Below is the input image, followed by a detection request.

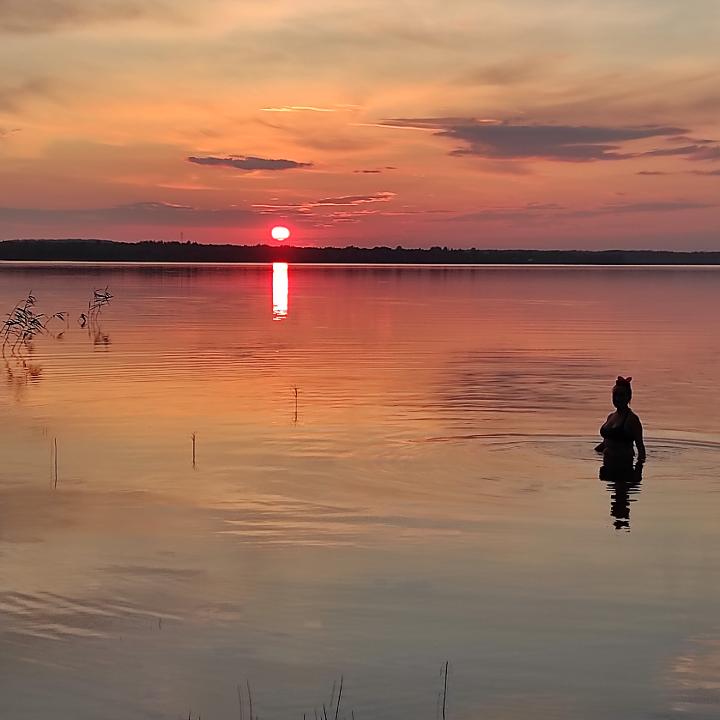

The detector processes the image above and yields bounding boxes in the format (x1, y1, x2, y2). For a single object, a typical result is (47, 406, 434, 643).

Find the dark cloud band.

(187, 155, 313, 171)
(378, 118, 710, 163)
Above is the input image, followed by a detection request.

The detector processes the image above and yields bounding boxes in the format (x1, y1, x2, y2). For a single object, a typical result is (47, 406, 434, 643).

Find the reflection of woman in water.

(605, 471, 642, 530)
(595, 376, 646, 529)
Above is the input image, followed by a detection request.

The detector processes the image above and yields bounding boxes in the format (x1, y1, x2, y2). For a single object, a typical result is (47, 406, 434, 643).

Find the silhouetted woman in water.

(595, 377, 646, 529)
(595, 376, 646, 474)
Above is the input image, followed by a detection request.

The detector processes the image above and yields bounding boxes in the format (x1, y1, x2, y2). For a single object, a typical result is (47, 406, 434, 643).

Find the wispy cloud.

(378, 118, 693, 162)
(260, 106, 336, 113)
(640, 142, 720, 161)
(689, 147, 720, 161)
(638, 169, 720, 177)
(0, 126, 21, 143)
(187, 155, 313, 171)
(255, 116, 381, 153)
(0, 0, 186, 33)
(253, 192, 396, 214)
(313, 192, 395, 206)
(0, 77, 55, 111)
(379, 208, 452, 217)
(451, 200, 716, 223)
(450, 203, 567, 222)
(353, 166, 397, 174)
(456, 55, 563, 87)
(0, 201, 261, 226)
(585, 201, 717, 215)
(639, 144, 701, 158)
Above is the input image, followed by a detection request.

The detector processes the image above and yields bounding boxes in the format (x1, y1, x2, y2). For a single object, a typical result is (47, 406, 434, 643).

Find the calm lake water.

(1, 263, 720, 720)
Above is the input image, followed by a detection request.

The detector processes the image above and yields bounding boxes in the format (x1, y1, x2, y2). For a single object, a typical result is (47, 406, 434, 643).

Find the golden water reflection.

(272, 262, 288, 320)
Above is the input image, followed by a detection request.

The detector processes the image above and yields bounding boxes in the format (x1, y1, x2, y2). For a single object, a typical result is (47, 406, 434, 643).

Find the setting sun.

(271, 226, 291, 242)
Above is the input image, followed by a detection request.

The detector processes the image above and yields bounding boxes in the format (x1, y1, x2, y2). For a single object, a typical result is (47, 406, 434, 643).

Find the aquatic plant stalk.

(442, 661, 448, 720)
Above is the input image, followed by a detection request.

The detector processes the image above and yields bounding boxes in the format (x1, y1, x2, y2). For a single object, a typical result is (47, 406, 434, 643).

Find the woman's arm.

(632, 416, 646, 463)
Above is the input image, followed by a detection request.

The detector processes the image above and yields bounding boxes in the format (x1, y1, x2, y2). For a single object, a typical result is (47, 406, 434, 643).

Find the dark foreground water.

(1, 263, 720, 720)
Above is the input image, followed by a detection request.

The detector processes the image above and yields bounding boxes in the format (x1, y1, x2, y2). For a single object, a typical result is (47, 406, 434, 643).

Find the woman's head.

(612, 376, 632, 408)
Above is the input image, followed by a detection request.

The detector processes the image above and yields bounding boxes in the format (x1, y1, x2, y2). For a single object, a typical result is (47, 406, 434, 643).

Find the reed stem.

(442, 661, 448, 720)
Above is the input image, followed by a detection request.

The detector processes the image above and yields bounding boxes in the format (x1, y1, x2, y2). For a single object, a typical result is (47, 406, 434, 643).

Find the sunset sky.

(1, 0, 719, 249)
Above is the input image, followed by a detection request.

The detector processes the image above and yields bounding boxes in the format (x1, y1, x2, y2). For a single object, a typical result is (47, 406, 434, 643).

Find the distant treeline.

(2, 239, 720, 264)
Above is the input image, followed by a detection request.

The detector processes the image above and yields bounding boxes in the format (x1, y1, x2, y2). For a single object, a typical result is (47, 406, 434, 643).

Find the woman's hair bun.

(616, 376, 632, 385)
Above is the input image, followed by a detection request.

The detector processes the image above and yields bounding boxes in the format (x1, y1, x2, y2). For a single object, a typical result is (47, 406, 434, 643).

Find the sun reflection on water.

(272, 262, 289, 320)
